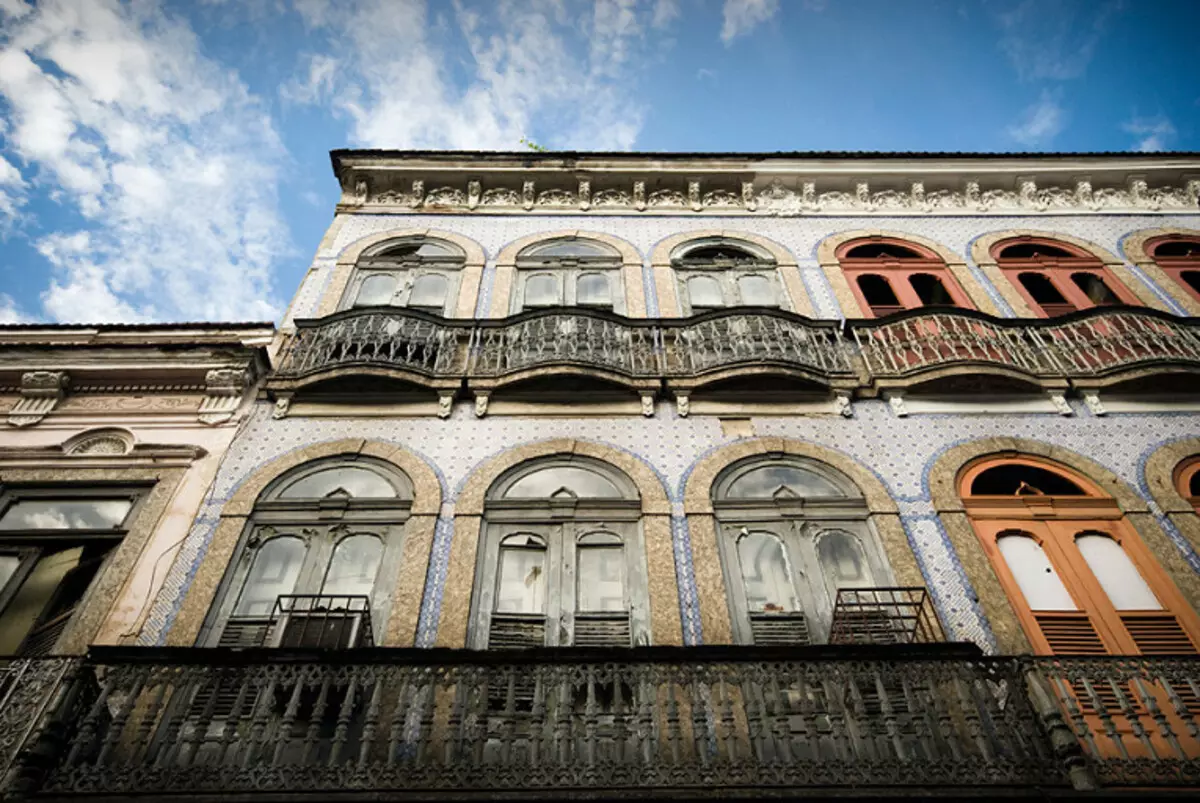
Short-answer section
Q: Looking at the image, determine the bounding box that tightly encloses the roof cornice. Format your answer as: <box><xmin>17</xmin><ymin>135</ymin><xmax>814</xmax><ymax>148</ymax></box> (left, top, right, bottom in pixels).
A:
<box><xmin>330</xmin><ymin>151</ymin><xmax>1200</xmax><ymax>217</ymax></box>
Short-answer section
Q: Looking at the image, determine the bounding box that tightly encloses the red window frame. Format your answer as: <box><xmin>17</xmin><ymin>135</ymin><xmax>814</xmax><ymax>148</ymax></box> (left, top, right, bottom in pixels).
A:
<box><xmin>838</xmin><ymin>237</ymin><xmax>974</xmax><ymax>318</ymax></box>
<box><xmin>1146</xmin><ymin>236</ymin><xmax>1200</xmax><ymax>305</ymax></box>
<box><xmin>993</xmin><ymin>236</ymin><xmax>1141</xmax><ymax>318</ymax></box>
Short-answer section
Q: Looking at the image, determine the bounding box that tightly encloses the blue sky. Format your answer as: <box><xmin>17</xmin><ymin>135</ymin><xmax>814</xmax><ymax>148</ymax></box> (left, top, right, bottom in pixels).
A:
<box><xmin>0</xmin><ymin>0</ymin><xmax>1196</xmax><ymax>324</ymax></box>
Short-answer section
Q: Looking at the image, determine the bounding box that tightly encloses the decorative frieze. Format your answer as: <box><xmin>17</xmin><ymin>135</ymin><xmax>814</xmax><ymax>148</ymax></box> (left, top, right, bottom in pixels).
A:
<box><xmin>7</xmin><ymin>371</ymin><xmax>68</xmax><ymax>427</ymax></box>
<box><xmin>345</xmin><ymin>175</ymin><xmax>1200</xmax><ymax>216</ymax></box>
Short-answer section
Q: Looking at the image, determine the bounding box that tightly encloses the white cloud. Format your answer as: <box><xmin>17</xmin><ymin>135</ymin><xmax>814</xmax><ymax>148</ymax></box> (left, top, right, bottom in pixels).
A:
<box><xmin>1122</xmin><ymin>115</ymin><xmax>1176</xmax><ymax>152</ymax></box>
<box><xmin>720</xmin><ymin>0</ymin><xmax>779</xmax><ymax>45</ymax></box>
<box><xmin>0</xmin><ymin>293</ymin><xmax>23</xmax><ymax>323</ymax></box>
<box><xmin>995</xmin><ymin>0</ymin><xmax>1122</xmax><ymax>82</ymax></box>
<box><xmin>1006</xmin><ymin>91</ymin><xmax>1066</xmax><ymax>147</ymax></box>
<box><xmin>285</xmin><ymin>0</ymin><xmax>675</xmax><ymax>151</ymax></box>
<box><xmin>652</xmin><ymin>0</ymin><xmax>680</xmax><ymax>28</ymax></box>
<box><xmin>0</xmin><ymin>0</ymin><xmax>289</xmax><ymax>323</ymax></box>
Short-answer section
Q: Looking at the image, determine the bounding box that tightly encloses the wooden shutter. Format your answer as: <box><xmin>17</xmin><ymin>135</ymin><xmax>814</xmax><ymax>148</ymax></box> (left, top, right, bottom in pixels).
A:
<box><xmin>749</xmin><ymin>612</ymin><xmax>811</xmax><ymax>645</ymax></box>
<box><xmin>1120</xmin><ymin>613</ymin><xmax>1199</xmax><ymax>655</ymax></box>
<box><xmin>488</xmin><ymin>613</ymin><xmax>546</xmax><ymax>649</ymax></box>
<box><xmin>573</xmin><ymin>612</ymin><xmax>631</xmax><ymax>647</ymax></box>
<box><xmin>1034</xmin><ymin>612</ymin><xmax>1108</xmax><ymax>655</ymax></box>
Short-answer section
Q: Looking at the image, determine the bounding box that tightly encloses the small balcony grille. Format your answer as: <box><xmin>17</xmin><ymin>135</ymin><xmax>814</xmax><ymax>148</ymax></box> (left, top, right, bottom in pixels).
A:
<box><xmin>270</xmin><ymin>595</ymin><xmax>374</xmax><ymax>649</ymax></box>
<box><xmin>828</xmin><ymin>587</ymin><xmax>945</xmax><ymax>645</ymax></box>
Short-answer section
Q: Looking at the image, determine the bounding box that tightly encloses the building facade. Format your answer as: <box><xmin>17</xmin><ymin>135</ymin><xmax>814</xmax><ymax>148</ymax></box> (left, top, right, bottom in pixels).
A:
<box><xmin>4</xmin><ymin>151</ymin><xmax>1200</xmax><ymax>799</ymax></box>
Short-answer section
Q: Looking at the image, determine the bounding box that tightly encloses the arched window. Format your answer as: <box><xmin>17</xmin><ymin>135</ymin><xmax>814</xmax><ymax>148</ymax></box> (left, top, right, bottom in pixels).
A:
<box><xmin>470</xmin><ymin>457</ymin><xmax>649</xmax><ymax>648</ymax></box>
<box><xmin>1147</xmin><ymin>236</ymin><xmax>1200</xmax><ymax>304</ymax></box>
<box><xmin>204</xmin><ymin>457</ymin><xmax>414</xmax><ymax>648</ymax></box>
<box><xmin>993</xmin><ymin>237</ymin><xmax>1139</xmax><ymax>317</ymax></box>
<box><xmin>1176</xmin><ymin>456</ymin><xmax>1200</xmax><ymax>516</ymax></box>
<box><xmin>344</xmin><ymin>237</ymin><xmax>465</xmax><ymax>315</ymax></box>
<box><xmin>713</xmin><ymin>457</ymin><xmax>894</xmax><ymax>645</ymax></box>
<box><xmin>839</xmin><ymin>237</ymin><xmax>972</xmax><ymax>317</ymax></box>
<box><xmin>672</xmin><ymin>239</ymin><xmax>786</xmax><ymax>313</ymax></box>
<box><xmin>514</xmin><ymin>238</ymin><xmax>625</xmax><ymax>313</ymax></box>
<box><xmin>960</xmin><ymin>456</ymin><xmax>1199</xmax><ymax>655</ymax></box>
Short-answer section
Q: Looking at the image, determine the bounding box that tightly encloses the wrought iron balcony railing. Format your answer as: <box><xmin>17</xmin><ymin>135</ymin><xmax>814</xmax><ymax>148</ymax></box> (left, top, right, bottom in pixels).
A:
<box><xmin>4</xmin><ymin>650</ymin><xmax>1199</xmax><ymax>797</ymax></box>
<box><xmin>273</xmin><ymin>306</ymin><xmax>1200</xmax><ymax>387</ymax></box>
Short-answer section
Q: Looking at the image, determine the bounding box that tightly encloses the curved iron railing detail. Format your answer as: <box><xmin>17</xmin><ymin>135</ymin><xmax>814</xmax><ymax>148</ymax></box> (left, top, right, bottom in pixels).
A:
<box><xmin>274</xmin><ymin>306</ymin><xmax>1200</xmax><ymax>386</ymax></box>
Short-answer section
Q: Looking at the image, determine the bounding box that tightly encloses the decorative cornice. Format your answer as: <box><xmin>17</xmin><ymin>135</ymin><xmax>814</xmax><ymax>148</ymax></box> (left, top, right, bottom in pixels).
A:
<box><xmin>342</xmin><ymin>175</ymin><xmax>1200</xmax><ymax>216</ymax></box>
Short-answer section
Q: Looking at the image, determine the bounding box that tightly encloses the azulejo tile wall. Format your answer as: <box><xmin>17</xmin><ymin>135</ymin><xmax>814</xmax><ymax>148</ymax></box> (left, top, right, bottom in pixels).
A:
<box><xmin>140</xmin><ymin>399</ymin><xmax>1200</xmax><ymax>653</ymax></box>
<box><xmin>283</xmin><ymin>212</ymin><xmax>1200</xmax><ymax>325</ymax></box>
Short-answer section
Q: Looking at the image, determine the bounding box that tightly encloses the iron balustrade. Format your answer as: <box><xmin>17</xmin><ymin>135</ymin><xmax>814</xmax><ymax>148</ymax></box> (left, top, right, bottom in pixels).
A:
<box><xmin>11</xmin><ymin>644</ymin><xmax>1068</xmax><ymax>798</ymax></box>
<box><xmin>1028</xmin><ymin>655</ymin><xmax>1200</xmax><ymax>788</ymax></box>
<box><xmin>274</xmin><ymin>306</ymin><xmax>1200</xmax><ymax>386</ymax></box>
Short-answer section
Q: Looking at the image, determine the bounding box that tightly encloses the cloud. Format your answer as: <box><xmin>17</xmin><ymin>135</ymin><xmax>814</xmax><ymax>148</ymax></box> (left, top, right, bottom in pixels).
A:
<box><xmin>0</xmin><ymin>0</ymin><xmax>289</xmax><ymax>323</ymax></box>
<box><xmin>0</xmin><ymin>293</ymin><xmax>23</xmax><ymax>323</ymax></box>
<box><xmin>1006</xmin><ymin>91</ymin><xmax>1066</xmax><ymax>146</ymax></box>
<box><xmin>995</xmin><ymin>0</ymin><xmax>1123</xmax><ymax>81</ymax></box>
<box><xmin>720</xmin><ymin>0</ymin><xmax>780</xmax><ymax>44</ymax></box>
<box><xmin>285</xmin><ymin>0</ymin><xmax>676</xmax><ymax>151</ymax></box>
<box><xmin>696</xmin><ymin>67</ymin><xmax>717</xmax><ymax>80</ymax></box>
<box><xmin>0</xmin><ymin>152</ymin><xmax>25</xmax><ymax>229</ymax></box>
<box><xmin>1122</xmin><ymin>115</ymin><xmax>1176</xmax><ymax>152</ymax></box>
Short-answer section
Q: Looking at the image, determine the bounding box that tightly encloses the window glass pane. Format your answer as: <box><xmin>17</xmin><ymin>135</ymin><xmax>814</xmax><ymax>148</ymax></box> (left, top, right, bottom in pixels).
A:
<box><xmin>322</xmin><ymin>535</ymin><xmax>383</xmax><ymax>597</ymax></box>
<box><xmin>279</xmin><ymin>467</ymin><xmax>399</xmax><ymax>499</ymax></box>
<box><xmin>235</xmin><ymin>537</ymin><xmax>306</xmax><ymax>616</ymax></box>
<box><xmin>524</xmin><ymin>273</ymin><xmax>560</xmax><ymax>306</ymax></box>
<box><xmin>1018</xmin><ymin>273</ymin><xmax>1072</xmax><ymax>307</ymax></box>
<box><xmin>576</xmin><ymin>272</ymin><xmax>612</xmax><ymax>305</ymax></box>
<box><xmin>725</xmin><ymin>465</ymin><xmax>843</xmax><ymax>499</ymax></box>
<box><xmin>817</xmin><ymin>531</ymin><xmax>872</xmax><ymax>587</ymax></box>
<box><xmin>737</xmin><ymin>274</ymin><xmax>775</xmax><ymax>306</ymax></box>
<box><xmin>737</xmin><ymin>531</ymin><xmax>799</xmax><ymax>613</ymax></box>
<box><xmin>377</xmin><ymin>242</ymin><xmax>457</xmax><ymax>259</ymax></box>
<box><xmin>970</xmin><ymin>464</ymin><xmax>1085</xmax><ymax>496</ymax></box>
<box><xmin>1071</xmin><ymin>272</ymin><xmax>1120</xmax><ymax>306</ymax></box>
<box><xmin>910</xmin><ymin>273</ymin><xmax>954</xmax><ymax>306</ymax></box>
<box><xmin>996</xmin><ymin>534</ymin><xmax>1076</xmax><ymax>611</ymax></box>
<box><xmin>355</xmin><ymin>274</ymin><xmax>397</xmax><ymax>307</ymax></box>
<box><xmin>687</xmin><ymin>275</ymin><xmax>724</xmax><ymax>308</ymax></box>
<box><xmin>578</xmin><ymin>546</ymin><xmax>624</xmax><ymax>612</ymax></box>
<box><xmin>857</xmin><ymin>274</ymin><xmax>901</xmax><ymax>307</ymax></box>
<box><xmin>503</xmin><ymin>466</ymin><xmax>623</xmax><ymax>498</ymax></box>
<box><xmin>409</xmin><ymin>274</ymin><xmax>448</xmax><ymax>309</ymax></box>
<box><xmin>845</xmin><ymin>243</ymin><xmax>923</xmax><ymax>259</ymax></box>
<box><xmin>496</xmin><ymin>542</ymin><xmax>546</xmax><ymax>613</ymax></box>
<box><xmin>0</xmin><ymin>555</ymin><xmax>19</xmax><ymax>592</ymax></box>
<box><xmin>0</xmin><ymin>500</ymin><xmax>132</xmax><ymax>530</ymax></box>
<box><xmin>1076</xmin><ymin>534</ymin><xmax>1161</xmax><ymax>610</ymax></box>
<box><xmin>1182</xmin><ymin>271</ymin><xmax>1200</xmax><ymax>296</ymax></box>
<box><xmin>526</xmin><ymin>240</ymin><xmax>615</xmax><ymax>259</ymax></box>
<box><xmin>0</xmin><ymin>546</ymin><xmax>85</xmax><ymax>655</ymax></box>
<box><xmin>682</xmin><ymin>245</ymin><xmax>758</xmax><ymax>264</ymax></box>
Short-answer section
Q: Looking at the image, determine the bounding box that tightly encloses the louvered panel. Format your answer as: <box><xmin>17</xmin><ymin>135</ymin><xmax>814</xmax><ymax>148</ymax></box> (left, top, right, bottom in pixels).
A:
<box><xmin>218</xmin><ymin>618</ymin><xmax>273</xmax><ymax>648</ymax></box>
<box><xmin>186</xmin><ymin>675</ymin><xmax>260</xmax><ymax>723</ymax></box>
<box><xmin>573</xmin><ymin>613</ymin><xmax>631</xmax><ymax>647</ymax></box>
<box><xmin>278</xmin><ymin>613</ymin><xmax>368</xmax><ymax>649</ymax></box>
<box><xmin>749</xmin><ymin>613</ymin><xmax>810</xmax><ymax>646</ymax></box>
<box><xmin>1035</xmin><ymin>612</ymin><xmax>1108</xmax><ymax>655</ymax></box>
<box><xmin>18</xmin><ymin>610</ymin><xmax>74</xmax><ymax>657</ymax></box>
<box><xmin>1121</xmin><ymin>613</ymin><xmax>1199</xmax><ymax>655</ymax></box>
<box><xmin>488</xmin><ymin>614</ymin><xmax>546</xmax><ymax>649</ymax></box>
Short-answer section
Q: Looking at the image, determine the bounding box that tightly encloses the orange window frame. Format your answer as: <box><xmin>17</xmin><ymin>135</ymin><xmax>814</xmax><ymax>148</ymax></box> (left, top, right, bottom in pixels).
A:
<box><xmin>1147</xmin><ymin>236</ymin><xmax>1200</xmax><ymax>305</ymax></box>
<box><xmin>959</xmin><ymin>456</ymin><xmax>1200</xmax><ymax>656</ymax></box>
<box><xmin>1176</xmin><ymin>457</ymin><xmax>1200</xmax><ymax>516</ymax></box>
<box><xmin>992</xmin><ymin>238</ymin><xmax>1141</xmax><ymax>318</ymax></box>
<box><xmin>838</xmin><ymin>238</ymin><xmax>974</xmax><ymax>318</ymax></box>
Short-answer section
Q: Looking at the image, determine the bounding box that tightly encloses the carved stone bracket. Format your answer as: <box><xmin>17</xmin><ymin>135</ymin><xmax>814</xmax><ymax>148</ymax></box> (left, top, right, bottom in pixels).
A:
<box><xmin>7</xmin><ymin>371</ymin><xmax>69</xmax><ymax>427</ymax></box>
<box><xmin>198</xmin><ymin>368</ymin><xmax>252</xmax><ymax>426</ymax></box>
<box><xmin>1047</xmin><ymin>392</ymin><xmax>1073</xmax><ymax>417</ymax></box>
<box><xmin>832</xmin><ymin>390</ymin><xmax>854</xmax><ymax>418</ymax></box>
<box><xmin>640</xmin><ymin>392</ymin><xmax>655</xmax><ymax>418</ymax></box>
<box><xmin>473</xmin><ymin>392</ymin><xmax>489</xmax><ymax>419</ymax></box>
<box><xmin>885</xmin><ymin>391</ymin><xmax>908</xmax><ymax>418</ymax></box>
<box><xmin>675</xmin><ymin>393</ymin><xmax>690</xmax><ymax>418</ymax></box>
<box><xmin>1082</xmin><ymin>391</ymin><xmax>1107</xmax><ymax>416</ymax></box>
<box><xmin>272</xmin><ymin>396</ymin><xmax>291</xmax><ymax>420</ymax></box>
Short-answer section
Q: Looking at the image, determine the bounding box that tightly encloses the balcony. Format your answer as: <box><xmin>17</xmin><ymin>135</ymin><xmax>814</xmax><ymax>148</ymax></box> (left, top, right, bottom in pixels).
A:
<box><xmin>273</xmin><ymin>306</ymin><xmax>1200</xmax><ymax>391</ymax></box>
<box><xmin>3</xmin><ymin>647</ymin><xmax>1197</xmax><ymax>799</ymax></box>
